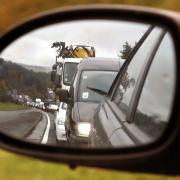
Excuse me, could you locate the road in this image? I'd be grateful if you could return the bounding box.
[0,108,58,145]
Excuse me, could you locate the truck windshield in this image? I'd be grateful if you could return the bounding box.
[78,71,117,102]
[63,62,78,85]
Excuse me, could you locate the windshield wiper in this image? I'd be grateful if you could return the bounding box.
[86,86,107,96]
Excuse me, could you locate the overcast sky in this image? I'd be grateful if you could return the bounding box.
[1,20,148,67]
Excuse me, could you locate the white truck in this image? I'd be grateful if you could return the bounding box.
[51,42,95,92]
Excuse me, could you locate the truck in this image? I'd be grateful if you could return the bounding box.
[50,42,96,96]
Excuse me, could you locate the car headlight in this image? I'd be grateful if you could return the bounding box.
[75,122,91,137]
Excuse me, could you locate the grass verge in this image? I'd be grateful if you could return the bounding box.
[0,150,179,180]
[0,102,29,111]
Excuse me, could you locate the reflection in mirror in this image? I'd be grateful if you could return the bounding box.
[0,20,175,149]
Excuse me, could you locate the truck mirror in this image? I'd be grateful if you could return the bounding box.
[57,89,70,104]
[50,70,56,82]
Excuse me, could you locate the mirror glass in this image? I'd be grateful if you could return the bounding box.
[0,20,175,148]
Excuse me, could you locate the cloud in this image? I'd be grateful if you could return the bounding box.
[1,20,148,67]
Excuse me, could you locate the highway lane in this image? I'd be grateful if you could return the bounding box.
[0,109,66,146]
[0,109,42,138]
[33,110,57,145]
[26,111,48,144]
[28,110,57,145]
[46,112,57,145]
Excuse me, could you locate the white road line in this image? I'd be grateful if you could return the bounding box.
[41,111,50,144]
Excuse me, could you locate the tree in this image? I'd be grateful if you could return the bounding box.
[118,41,133,60]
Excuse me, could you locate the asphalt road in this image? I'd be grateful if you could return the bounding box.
[0,108,58,145]
[46,112,57,145]
[0,109,42,138]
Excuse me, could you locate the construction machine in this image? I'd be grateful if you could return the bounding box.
[50,42,95,103]
[51,41,95,59]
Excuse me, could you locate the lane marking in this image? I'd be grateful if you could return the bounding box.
[41,111,51,144]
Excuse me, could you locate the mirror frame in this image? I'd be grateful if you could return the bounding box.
[0,5,180,175]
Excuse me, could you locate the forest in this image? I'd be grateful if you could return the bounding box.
[0,57,52,102]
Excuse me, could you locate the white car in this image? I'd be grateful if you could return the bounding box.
[46,104,58,112]
[55,102,67,142]
[39,102,45,110]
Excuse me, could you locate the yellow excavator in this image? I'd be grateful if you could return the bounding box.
[51,41,95,59]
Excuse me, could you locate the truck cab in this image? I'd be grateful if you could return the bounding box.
[60,58,82,91]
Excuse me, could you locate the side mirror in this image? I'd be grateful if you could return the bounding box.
[0,5,180,175]
[52,64,57,70]
[50,70,56,82]
[57,89,71,104]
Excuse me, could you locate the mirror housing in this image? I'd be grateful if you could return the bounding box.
[50,70,56,82]
[0,5,180,175]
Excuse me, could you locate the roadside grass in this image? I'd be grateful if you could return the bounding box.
[0,102,29,111]
[0,150,179,180]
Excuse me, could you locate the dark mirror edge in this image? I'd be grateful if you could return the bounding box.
[0,5,180,175]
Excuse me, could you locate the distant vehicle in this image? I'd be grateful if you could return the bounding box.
[35,98,41,107]
[55,102,67,142]
[39,102,45,110]
[35,98,41,103]
[29,102,35,107]
[59,58,124,147]
[17,94,29,104]
[54,102,67,123]
[26,101,30,106]
[46,104,58,112]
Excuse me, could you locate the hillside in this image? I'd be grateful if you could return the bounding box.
[18,63,51,73]
[0,57,53,101]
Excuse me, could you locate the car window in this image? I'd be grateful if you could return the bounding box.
[133,33,175,139]
[63,62,78,85]
[113,27,163,120]
[79,71,117,102]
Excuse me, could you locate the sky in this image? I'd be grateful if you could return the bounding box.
[1,19,149,67]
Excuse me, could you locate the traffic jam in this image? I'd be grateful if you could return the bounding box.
[0,40,124,146]
[0,21,170,148]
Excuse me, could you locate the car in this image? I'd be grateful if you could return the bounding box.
[54,102,67,123]
[46,103,58,112]
[59,58,124,147]
[56,121,67,143]
[55,102,67,142]
[38,102,45,110]
[89,25,175,148]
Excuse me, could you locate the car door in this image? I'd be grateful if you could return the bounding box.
[90,26,175,148]
[128,32,175,145]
